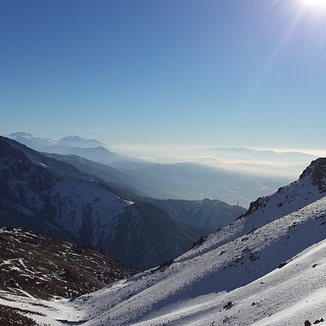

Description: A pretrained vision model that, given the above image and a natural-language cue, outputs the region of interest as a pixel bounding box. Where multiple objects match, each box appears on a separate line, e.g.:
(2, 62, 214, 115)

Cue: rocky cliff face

(0, 136, 202, 269)
(299, 157, 326, 193)
(243, 157, 326, 221)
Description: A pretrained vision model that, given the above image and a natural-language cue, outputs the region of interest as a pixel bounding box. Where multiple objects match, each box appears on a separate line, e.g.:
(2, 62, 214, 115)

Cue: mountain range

(0, 137, 326, 326)
(9, 132, 104, 150)
(67, 158, 326, 325)
(8, 132, 299, 206)
(0, 134, 326, 324)
(206, 146, 317, 162)
(0, 136, 206, 269)
(9, 132, 126, 165)
(0, 156, 325, 324)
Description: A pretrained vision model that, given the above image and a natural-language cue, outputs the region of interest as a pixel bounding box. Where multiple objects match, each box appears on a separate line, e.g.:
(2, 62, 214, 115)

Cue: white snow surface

(3, 158, 326, 325)
(6, 195, 325, 325)
(74, 196, 326, 326)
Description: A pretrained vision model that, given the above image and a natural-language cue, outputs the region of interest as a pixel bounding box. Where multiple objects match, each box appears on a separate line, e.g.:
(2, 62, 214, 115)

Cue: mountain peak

(57, 135, 103, 147)
(299, 157, 326, 193)
(9, 132, 34, 139)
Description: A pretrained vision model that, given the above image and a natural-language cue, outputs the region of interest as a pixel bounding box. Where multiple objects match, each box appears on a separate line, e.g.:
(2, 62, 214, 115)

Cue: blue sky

(2, 0, 326, 158)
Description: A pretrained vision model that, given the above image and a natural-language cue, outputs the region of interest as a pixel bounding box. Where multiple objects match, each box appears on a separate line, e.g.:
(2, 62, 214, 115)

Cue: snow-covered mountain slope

(185, 157, 326, 259)
(72, 195, 326, 326)
(1, 151, 326, 325)
(31, 157, 324, 326)
(0, 136, 202, 269)
(145, 198, 246, 232)
(3, 198, 326, 325)
(45, 152, 159, 199)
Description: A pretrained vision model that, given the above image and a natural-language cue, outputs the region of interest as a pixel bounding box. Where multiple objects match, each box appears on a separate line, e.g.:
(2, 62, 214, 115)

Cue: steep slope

(0, 136, 202, 269)
(53, 157, 326, 326)
(183, 157, 326, 258)
(0, 227, 133, 326)
(145, 198, 246, 232)
(44, 153, 245, 233)
(0, 227, 133, 300)
(45, 152, 162, 199)
(3, 198, 326, 325)
(1, 157, 326, 325)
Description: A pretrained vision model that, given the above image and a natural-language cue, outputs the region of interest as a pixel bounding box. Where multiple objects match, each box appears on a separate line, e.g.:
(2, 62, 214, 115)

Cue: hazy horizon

(2, 0, 326, 167)
(5, 131, 319, 183)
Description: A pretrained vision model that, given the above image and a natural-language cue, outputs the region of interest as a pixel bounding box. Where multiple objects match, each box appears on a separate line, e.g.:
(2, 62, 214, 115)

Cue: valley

(0, 134, 325, 325)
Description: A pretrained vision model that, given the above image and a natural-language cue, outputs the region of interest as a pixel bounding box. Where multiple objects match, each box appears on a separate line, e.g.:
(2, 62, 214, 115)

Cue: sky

(1, 0, 326, 159)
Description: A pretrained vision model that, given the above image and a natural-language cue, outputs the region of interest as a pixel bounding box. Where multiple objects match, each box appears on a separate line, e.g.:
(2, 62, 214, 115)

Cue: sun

(301, 0, 326, 7)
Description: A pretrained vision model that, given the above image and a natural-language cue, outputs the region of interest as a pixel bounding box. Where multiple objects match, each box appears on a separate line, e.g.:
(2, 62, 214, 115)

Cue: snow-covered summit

(57, 135, 103, 148)
(9, 132, 104, 149)
(9, 131, 56, 148)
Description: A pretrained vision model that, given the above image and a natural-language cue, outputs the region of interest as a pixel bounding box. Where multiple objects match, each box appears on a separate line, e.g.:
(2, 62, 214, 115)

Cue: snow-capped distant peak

(57, 135, 104, 147)
(9, 132, 34, 140)
(9, 132, 56, 148)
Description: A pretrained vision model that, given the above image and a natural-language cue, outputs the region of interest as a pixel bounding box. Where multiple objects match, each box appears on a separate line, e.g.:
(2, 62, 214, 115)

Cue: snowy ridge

(180, 157, 326, 261)
(22, 157, 322, 325)
(49, 180, 132, 242)
(74, 196, 326, 325)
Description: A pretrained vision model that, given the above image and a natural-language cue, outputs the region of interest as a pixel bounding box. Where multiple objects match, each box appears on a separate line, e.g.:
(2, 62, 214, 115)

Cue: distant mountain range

(0, 136, 205, 269)
(10, 132, 103, 149)
(1, 149, 326, 324)
(206, 146, 317, 162)
(9, 132, 123, 165)
(8, 132, 308, 207)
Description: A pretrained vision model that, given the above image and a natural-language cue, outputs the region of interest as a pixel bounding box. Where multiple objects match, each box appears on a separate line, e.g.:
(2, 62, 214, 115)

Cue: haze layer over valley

(1, 137, 326, 325)
(8, 132, 316, 208)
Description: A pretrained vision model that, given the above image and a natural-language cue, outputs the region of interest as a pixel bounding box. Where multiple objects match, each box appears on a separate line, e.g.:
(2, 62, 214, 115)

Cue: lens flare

(302, 0, 326, 7)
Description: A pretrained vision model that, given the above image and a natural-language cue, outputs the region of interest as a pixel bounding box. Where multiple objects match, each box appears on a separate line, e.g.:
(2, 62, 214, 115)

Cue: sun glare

(301, 0, 326, 7)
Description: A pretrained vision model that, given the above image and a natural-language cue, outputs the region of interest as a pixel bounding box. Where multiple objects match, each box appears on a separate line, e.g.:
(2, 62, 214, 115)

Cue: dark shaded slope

(0, 136, 203, 269)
